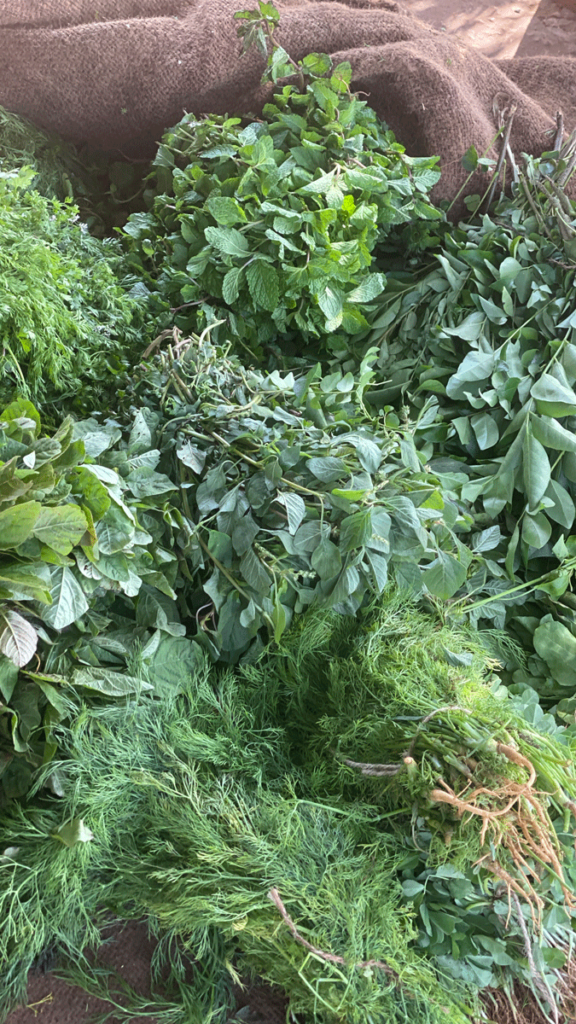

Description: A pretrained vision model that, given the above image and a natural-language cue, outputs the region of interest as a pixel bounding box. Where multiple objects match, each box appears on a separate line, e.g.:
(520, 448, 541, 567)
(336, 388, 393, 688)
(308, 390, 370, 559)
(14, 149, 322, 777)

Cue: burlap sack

(1, 0, 575, 202)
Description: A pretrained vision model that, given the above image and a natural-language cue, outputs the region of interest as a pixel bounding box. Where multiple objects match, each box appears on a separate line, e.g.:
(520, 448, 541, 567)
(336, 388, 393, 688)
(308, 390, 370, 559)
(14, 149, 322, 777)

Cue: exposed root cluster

(429, 746, 574, 920)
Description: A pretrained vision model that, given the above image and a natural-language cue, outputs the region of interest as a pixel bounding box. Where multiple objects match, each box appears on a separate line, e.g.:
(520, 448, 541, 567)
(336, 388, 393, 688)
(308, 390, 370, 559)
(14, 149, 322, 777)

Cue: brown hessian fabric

(1, 0, 575, 203)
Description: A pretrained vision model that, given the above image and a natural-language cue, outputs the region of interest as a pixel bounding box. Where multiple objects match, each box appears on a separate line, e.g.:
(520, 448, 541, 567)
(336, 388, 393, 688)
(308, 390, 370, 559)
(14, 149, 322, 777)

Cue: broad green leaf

(72, 467, 112, 519)
(32, 504, 88, 556)
(531, 413, 576, 454)
(0, 565, 52, 603)
(206, 196, 247, 226)
(365, 549, 388, 592)
(471, 412, 498, 451)
(340, 510, 372, 551)
(423, 551, 467, 600)
(72, 666, 153, 696)
(0, 652, 19, 702)
(497, 257, 522, 286)
(544, 478, 575, 529)
(0, 500, 41, 550)
(531, 374, 576, 417)
(144, 634, 202, 696)
(96, 504, 135, 555)
(274, 492, 306, 535)
(0, 398, 41, 433)
(461, 145, 478, 173)
(301, 51, 332, 76)
(41, 567, 89, 630)
(128, 408, 156, 454)
(126, 467, 177, 499)
(533, 617, 576, 687)
(204, 226, 250, 257)
(246, 262, 279, 312)
(347, 274, 386, 304)
(240, 547, 271, 593)
(472, 526, 501, 553)
(522, 511, 551, 549)
(307, 457, 347, 483)
(476, 295, 506, 324)
(311, 537, 342, 579)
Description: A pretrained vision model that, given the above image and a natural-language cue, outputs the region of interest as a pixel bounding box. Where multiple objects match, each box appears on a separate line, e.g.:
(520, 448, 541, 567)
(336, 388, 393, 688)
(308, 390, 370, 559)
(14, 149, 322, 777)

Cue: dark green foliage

(122, 48, 440, 356)
(0, 166, 141, 412)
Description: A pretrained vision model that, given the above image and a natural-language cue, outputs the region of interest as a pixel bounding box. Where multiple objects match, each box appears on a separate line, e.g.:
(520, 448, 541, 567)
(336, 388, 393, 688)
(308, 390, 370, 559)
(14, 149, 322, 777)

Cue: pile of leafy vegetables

(122, 28, 440, 356)
(0, 396, 196, 804)
(4, 5, 576, 1024)
(359, 139, 576, 699)
(0, 165, 141, 414)
(0, 338, 487, 803)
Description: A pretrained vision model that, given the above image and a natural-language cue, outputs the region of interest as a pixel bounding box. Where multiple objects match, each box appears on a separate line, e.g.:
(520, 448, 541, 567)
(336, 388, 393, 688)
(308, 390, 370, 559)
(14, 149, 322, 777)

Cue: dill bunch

(0, 656, 468, 1024)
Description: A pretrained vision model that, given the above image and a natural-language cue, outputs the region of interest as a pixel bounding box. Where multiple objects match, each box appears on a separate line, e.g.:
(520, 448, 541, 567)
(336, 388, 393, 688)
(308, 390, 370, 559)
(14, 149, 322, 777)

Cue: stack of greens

(2, 4, 576, 1023)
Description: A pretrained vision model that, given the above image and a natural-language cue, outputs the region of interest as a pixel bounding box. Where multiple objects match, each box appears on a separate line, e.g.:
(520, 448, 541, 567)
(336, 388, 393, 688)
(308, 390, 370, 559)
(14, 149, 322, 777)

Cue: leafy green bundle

(0, 397, 199, 804)
(116, 329, 497, 663)
(122, 42, 440, 356)
(0, 166, 141, 413)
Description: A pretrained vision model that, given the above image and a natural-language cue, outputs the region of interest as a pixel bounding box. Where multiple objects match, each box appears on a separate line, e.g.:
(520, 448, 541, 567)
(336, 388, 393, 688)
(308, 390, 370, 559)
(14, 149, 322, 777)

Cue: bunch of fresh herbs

(122, 11, 441, 357)
(0, 166, 141, 414)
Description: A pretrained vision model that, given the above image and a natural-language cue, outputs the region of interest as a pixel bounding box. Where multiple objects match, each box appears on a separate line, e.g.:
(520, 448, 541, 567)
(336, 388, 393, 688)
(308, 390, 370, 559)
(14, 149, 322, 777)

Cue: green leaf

(545, 478, 575, 529)
(72, 467, 112, 519)
(204, 226, 250, 257)
(531, 374, 576, 417)
(311, 537, 342, 579)
(307, 457, 347, 483)
(0, 501, 41, 550)
(143, 634, 202, 696)
(531, 413, 576, 453)
(340, 510, 372, 551)
(423, 551, 467, 600)
(0, 652, 19, 702)
(522, 511, 551, 549)
(365, 549, 388, 592)
(460, 145, 478, 172)
(40, 567, 89, 630)
(275, 492, 306, 534)
(246, 262, 279, 312)
(497, 257, 522, 286)
(32, 504, 88, 556)
(472, 526, 501, 553)
(0, 565, 52, 603)
(522, 426, 550, 511)
(0, 397, 41, 433)
(72, 666, 152, 696)
(471, 412, 498, 451)
(206, 196, 247, 226)
(222, 266, 243, 305)
(533, 618, 576, 687)
(301, 52, 332, 76)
